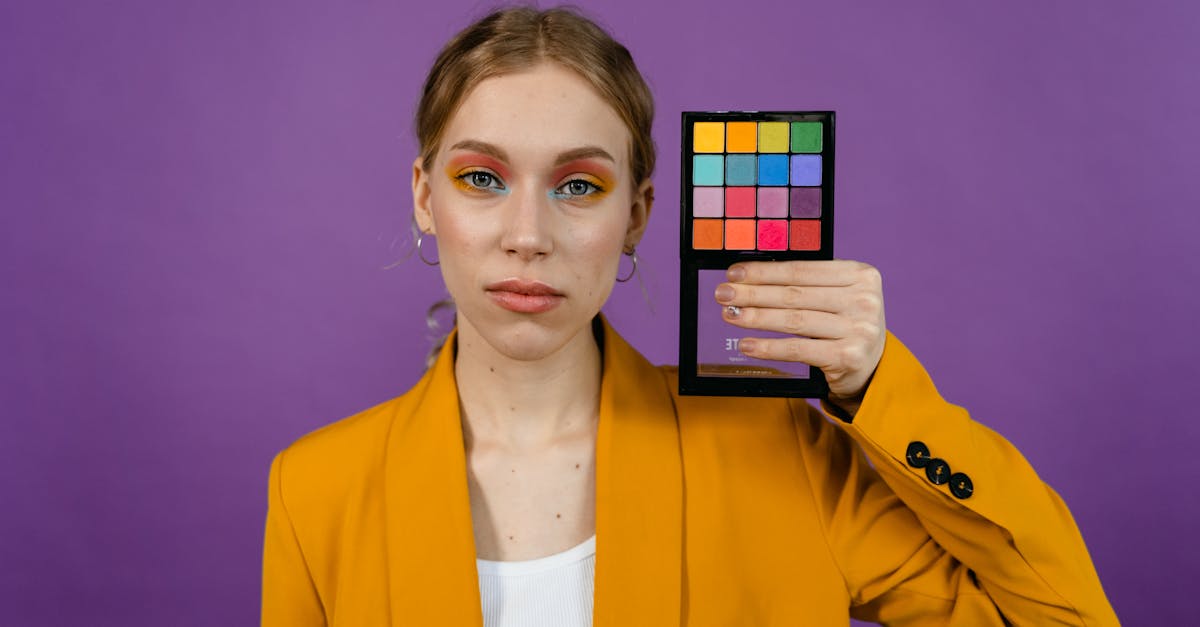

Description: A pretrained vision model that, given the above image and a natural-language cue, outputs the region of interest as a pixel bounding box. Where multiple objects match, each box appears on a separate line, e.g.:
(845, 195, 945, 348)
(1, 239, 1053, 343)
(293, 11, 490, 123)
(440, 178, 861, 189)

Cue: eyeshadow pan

(724, 219, 756, 249)
(757, 188, 788, 217)
(758, 154, 789, 186)
(789, 220, 821, 250)
(725, 155, 756, 186)
(726, 122, 757, 152)
(725, 187, 756, 217)
(789, 187, 821, 218)
(758, 220, 788, 250)
(693, 155, 724, 186)
(693, 219, 723, 249)
(693, 187, 724, 218)
(789, 154, 822, 186)
(790, 122, 823, 153)
(757, 122, 789, 153)
(693, 122, 725, 153)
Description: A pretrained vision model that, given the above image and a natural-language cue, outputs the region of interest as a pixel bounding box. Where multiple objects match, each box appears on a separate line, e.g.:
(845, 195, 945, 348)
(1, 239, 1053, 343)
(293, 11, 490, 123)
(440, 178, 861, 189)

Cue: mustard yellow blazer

(262, 318, 1117, 626)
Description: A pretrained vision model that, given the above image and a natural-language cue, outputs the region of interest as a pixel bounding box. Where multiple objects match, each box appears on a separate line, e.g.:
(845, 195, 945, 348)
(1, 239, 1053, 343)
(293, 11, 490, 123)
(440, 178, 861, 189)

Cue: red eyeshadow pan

(724, 187, 756, 217)
(789, 220, 821, 250)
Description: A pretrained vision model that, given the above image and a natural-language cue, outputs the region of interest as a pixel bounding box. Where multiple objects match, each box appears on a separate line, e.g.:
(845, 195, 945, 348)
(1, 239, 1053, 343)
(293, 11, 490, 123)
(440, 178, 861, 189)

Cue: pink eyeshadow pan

(756, 188, 788, 217)
(758, 220, 788, 250)
(724, 187, 756, 217)
(693, 187, 724, 218)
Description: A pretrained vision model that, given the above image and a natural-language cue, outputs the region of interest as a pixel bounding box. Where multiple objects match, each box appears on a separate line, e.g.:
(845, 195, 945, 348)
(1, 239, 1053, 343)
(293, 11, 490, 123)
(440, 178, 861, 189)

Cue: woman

(261, 7, 1117, 626)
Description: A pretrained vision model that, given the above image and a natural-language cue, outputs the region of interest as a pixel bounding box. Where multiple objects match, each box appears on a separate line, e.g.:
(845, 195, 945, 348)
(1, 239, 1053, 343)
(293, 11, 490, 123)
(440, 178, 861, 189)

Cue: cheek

(427, 197, 495, 291)
(563, 222, 628, 291)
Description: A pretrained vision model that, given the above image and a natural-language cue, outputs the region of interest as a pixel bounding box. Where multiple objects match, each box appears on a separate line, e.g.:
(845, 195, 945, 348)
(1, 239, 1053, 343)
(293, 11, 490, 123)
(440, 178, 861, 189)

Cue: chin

(460, 307, 594, 362)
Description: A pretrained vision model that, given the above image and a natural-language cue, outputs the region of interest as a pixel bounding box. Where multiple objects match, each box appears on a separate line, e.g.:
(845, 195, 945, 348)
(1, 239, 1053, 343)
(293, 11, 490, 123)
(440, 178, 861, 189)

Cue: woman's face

(412, 62, 653, 362)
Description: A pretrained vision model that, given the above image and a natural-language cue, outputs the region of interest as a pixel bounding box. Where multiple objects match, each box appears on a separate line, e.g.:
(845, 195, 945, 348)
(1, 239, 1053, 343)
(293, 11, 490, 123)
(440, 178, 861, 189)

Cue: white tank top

(476, 534, 596, 627)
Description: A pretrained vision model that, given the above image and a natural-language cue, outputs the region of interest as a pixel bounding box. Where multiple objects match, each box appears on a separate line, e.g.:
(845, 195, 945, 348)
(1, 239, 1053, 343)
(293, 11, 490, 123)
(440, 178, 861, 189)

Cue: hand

(714, 260, 887, 410)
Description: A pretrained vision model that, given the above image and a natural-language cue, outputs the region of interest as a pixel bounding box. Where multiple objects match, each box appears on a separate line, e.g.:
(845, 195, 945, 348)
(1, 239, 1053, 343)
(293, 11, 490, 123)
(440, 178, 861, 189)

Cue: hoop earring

(616, 247, 638, 283)
(417, 231, 439, 266)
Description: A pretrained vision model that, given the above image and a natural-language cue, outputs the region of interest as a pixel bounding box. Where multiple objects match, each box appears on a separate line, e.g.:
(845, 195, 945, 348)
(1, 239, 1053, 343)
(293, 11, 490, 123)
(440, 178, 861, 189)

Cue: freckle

(489, 366, 495, 373)
(556, 513, 562, 518)
(509, 406, 514, 412)
(511, 468, 515, 473)
(575, 463, 580, 469)
(508, 535, 514, 541)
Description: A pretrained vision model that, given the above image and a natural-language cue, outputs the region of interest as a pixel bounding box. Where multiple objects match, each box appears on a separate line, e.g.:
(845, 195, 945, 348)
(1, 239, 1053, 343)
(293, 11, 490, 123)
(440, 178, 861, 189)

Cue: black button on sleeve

(925, 458, 951, 485)
(905, 441, 931, 468)
(949, 472, 974, 499)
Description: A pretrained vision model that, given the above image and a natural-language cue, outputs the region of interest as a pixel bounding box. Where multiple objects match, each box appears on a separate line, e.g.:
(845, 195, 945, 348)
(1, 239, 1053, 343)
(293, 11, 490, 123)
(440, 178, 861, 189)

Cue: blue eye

(457, 170, 506, 192)
(552, 179, 603, 199)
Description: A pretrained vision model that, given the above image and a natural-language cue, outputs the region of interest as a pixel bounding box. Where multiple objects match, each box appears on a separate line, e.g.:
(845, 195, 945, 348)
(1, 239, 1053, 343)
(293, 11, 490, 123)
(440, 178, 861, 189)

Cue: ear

(412, 156, 436, 235)
(623, 179, 654, 252)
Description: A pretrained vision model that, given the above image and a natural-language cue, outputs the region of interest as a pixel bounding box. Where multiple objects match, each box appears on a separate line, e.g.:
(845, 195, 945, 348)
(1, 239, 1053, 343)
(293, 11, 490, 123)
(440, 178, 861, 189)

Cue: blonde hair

(415, 5, 656, 183)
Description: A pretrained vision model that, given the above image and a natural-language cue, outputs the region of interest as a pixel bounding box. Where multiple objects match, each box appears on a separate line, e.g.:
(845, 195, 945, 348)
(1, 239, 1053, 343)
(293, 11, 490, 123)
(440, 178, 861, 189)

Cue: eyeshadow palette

(679, 111, 835, 397)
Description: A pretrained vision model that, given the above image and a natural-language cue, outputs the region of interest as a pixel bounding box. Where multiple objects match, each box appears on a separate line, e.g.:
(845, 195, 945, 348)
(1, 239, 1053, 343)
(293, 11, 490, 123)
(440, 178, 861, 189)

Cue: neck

(454, 316, 602, 452)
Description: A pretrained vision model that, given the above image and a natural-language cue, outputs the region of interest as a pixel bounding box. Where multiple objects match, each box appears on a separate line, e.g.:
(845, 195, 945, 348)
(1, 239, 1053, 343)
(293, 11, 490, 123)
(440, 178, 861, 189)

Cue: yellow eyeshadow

(758, 122, 789, 152)
(693, 122, 725, 152)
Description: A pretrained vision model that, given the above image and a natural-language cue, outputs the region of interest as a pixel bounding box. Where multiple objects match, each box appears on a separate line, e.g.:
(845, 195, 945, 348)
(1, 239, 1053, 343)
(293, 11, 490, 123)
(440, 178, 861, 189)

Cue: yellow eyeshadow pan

(679, 111, 836, 398)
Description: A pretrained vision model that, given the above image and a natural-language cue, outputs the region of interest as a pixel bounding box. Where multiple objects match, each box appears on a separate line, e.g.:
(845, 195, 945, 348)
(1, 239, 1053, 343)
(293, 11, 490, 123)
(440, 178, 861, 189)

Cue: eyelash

(455, 170, 506, 193)
(551, 178, 605, 199)
(454, 171, 606, 200)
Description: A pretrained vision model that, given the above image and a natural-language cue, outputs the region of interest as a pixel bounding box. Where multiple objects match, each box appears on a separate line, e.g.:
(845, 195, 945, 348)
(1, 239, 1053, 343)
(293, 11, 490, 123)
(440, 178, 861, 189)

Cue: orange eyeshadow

(724, 220, 756, 249)
(725, 122, 758, 152)
(693, 219, 724, 249)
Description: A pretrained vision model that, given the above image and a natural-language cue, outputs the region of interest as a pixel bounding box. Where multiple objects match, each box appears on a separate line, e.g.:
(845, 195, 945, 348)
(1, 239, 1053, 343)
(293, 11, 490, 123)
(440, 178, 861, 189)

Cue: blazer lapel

(382, 319, 684, 627)
(594, 317, 684, 627)
(383, 330, 483, 626)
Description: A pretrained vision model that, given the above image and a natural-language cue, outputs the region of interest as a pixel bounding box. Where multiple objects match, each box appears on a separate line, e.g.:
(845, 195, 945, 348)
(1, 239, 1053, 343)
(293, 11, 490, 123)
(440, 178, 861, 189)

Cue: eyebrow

(447, 140, 616, 167)
(553, 146, 616, 166)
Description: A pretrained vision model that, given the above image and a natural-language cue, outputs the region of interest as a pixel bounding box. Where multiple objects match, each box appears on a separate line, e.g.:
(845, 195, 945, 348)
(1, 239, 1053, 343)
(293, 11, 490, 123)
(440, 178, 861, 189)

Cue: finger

(723, 306, 849, 340)
(714, 283, 847, 314)
(736, 336, 836, 368)
(727, 260, 880, 288)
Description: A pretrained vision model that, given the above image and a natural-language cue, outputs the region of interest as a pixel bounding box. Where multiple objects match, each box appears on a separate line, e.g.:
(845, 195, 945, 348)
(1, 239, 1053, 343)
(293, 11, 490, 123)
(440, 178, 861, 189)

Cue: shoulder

(270, 383, 424, 516)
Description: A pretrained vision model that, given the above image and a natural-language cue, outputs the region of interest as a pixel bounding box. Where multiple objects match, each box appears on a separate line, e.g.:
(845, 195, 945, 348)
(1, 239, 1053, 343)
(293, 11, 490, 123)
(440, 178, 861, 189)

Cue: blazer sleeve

(262, 450, 327, 626)
(791, 332, 1119, 626)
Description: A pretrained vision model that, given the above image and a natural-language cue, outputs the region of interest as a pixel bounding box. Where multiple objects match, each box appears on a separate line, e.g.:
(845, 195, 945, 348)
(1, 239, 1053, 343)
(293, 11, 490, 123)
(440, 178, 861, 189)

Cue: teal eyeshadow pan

(693, 155, 724, 186)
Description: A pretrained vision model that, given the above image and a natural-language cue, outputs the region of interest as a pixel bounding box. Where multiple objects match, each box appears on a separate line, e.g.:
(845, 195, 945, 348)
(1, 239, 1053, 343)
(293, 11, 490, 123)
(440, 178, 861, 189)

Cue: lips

(485, 278, 566, 314)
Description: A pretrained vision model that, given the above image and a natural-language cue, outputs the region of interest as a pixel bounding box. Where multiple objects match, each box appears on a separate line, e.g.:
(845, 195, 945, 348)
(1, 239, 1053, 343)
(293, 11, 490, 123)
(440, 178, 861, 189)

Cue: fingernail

(724, 305, 741, 319)
(738, 338, 757, 353)
(727, 266, 746, 282)
(714, 284, 735, 303)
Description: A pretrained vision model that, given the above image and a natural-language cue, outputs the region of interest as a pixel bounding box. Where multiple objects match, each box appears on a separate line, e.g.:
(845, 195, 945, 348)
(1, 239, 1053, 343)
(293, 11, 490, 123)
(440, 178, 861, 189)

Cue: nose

(499, 183, 554, 260)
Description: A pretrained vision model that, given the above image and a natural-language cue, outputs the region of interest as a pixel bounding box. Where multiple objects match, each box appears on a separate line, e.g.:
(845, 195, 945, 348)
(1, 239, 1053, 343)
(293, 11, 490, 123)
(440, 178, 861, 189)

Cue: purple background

(2, 0, 1196, 624)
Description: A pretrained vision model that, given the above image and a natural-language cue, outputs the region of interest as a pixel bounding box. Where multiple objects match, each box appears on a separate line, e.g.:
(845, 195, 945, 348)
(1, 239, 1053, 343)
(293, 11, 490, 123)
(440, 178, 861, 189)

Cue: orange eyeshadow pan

(724, 219, 756, 249)
(693, 219, 724, 249)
